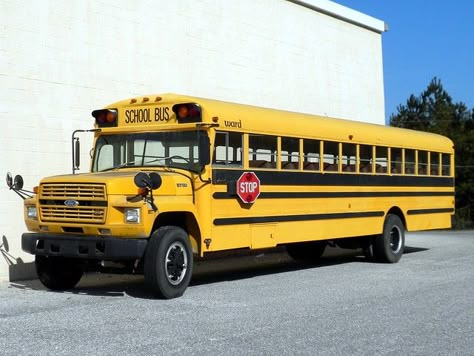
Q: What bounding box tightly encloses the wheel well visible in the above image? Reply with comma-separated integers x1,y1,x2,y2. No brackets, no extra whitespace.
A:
151,212,201,254
386,207,406,229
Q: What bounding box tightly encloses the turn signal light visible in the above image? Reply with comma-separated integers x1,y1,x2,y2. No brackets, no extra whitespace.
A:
137,187,149,196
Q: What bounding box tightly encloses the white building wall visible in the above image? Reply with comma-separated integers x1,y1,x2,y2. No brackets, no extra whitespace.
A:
0,0,385,281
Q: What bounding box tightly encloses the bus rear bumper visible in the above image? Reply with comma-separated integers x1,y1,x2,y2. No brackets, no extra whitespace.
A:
22,233,148,260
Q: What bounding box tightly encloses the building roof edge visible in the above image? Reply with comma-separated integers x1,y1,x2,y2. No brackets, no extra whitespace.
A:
287,0,387,34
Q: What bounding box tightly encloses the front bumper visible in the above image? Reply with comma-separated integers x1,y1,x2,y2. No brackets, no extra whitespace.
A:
22,233,148,260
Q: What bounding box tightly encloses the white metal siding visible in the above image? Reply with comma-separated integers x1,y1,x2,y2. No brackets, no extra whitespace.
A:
0,0,385,280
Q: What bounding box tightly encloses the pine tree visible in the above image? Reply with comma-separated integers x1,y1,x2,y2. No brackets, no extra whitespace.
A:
390,77,473,228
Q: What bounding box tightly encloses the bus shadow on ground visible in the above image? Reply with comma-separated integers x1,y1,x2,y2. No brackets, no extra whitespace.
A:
9,245,429,300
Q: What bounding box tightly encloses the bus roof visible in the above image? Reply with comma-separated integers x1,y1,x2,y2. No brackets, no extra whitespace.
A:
105,93,454,153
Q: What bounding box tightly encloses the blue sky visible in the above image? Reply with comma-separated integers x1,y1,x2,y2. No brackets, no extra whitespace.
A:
335,1,474,122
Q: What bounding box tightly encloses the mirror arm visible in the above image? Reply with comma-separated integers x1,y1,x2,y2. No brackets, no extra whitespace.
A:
72,129,101,174
147,189,158,212
10,188,31,200
198,173,211,184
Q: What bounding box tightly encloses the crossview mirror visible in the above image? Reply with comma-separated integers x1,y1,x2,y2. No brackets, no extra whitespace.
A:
134,172,152,188
134,172,162,190
149,172,162,190
14,175,24,190
6,172,13,188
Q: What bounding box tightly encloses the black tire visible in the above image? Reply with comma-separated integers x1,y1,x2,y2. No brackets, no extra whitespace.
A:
287,241,326,262
144,226,193,299
35,256,84,290
374,214,405,263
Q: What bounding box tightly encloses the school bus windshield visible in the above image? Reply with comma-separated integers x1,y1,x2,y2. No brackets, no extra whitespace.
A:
92,130,207,173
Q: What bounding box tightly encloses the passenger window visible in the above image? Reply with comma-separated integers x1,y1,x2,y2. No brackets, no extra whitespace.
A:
431,152,440,176
391,148,402,174
359,145,373,173
323,141,339,172
249,135,277,169
213,131,242,167
442,154,451,176
418,151,429,175
375,146,388,174
342,143,356,173
405,149,416,175
303,139,321,171
281,137,299,170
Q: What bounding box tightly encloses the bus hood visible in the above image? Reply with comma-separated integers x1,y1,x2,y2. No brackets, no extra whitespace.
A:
39,171,192,196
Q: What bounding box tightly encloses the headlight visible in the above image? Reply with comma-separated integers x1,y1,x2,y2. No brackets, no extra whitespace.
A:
124,208,140,223
27,206,37,219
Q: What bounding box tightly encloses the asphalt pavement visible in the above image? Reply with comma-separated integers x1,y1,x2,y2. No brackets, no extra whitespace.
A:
0,230,473,355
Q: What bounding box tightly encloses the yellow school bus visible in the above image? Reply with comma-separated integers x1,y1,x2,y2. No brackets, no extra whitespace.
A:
17,94,455,298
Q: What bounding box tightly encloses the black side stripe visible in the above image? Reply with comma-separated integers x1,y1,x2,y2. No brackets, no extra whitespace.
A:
407,208,454,215
213,191,454,200
212,169,454,188
213,211,385,226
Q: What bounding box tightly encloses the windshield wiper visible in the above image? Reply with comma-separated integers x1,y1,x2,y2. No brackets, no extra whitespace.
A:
144,156,202,173
145,155,190,164
101,161,136,172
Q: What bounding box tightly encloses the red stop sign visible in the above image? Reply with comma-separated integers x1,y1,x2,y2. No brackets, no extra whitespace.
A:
236,172,261,204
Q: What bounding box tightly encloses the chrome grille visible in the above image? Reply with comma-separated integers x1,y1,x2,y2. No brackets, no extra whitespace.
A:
41,183,106,200
39,183,107,224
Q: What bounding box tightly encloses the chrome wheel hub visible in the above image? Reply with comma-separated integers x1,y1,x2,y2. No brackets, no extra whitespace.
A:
165,242,188,285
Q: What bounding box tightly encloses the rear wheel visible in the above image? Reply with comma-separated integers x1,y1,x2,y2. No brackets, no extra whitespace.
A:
287,241,326,262
374,214,405,263
144,226,193,299
35,256,84,290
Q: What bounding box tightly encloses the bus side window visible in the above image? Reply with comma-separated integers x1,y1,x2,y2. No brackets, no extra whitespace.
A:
303,139,321,171
405,149,416,175
323,141,339,172
375,146,388,174
431,152,440,176
391,148,402,174
359,144,373,173
442,153,451,176
418,150,429,175
342,143,356,172
213,131,242,167
281,137,299,170
249,134,277,169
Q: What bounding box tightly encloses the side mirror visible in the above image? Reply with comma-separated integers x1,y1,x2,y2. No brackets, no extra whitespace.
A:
6,172,13,188
74,138,81,171
199,134,211,166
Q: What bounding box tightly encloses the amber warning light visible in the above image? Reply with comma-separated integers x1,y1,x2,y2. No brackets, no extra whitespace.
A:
172,103,202,123
92,109,118,127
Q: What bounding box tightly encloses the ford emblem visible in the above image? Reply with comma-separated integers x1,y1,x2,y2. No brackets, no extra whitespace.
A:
64,200,79,207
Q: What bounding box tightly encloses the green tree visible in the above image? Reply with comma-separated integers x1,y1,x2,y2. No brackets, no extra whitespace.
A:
390,77,474,228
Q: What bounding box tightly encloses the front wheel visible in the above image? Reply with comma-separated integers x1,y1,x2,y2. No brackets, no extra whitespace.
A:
144,226,193,299
374,214,405,263
35,256,84,290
